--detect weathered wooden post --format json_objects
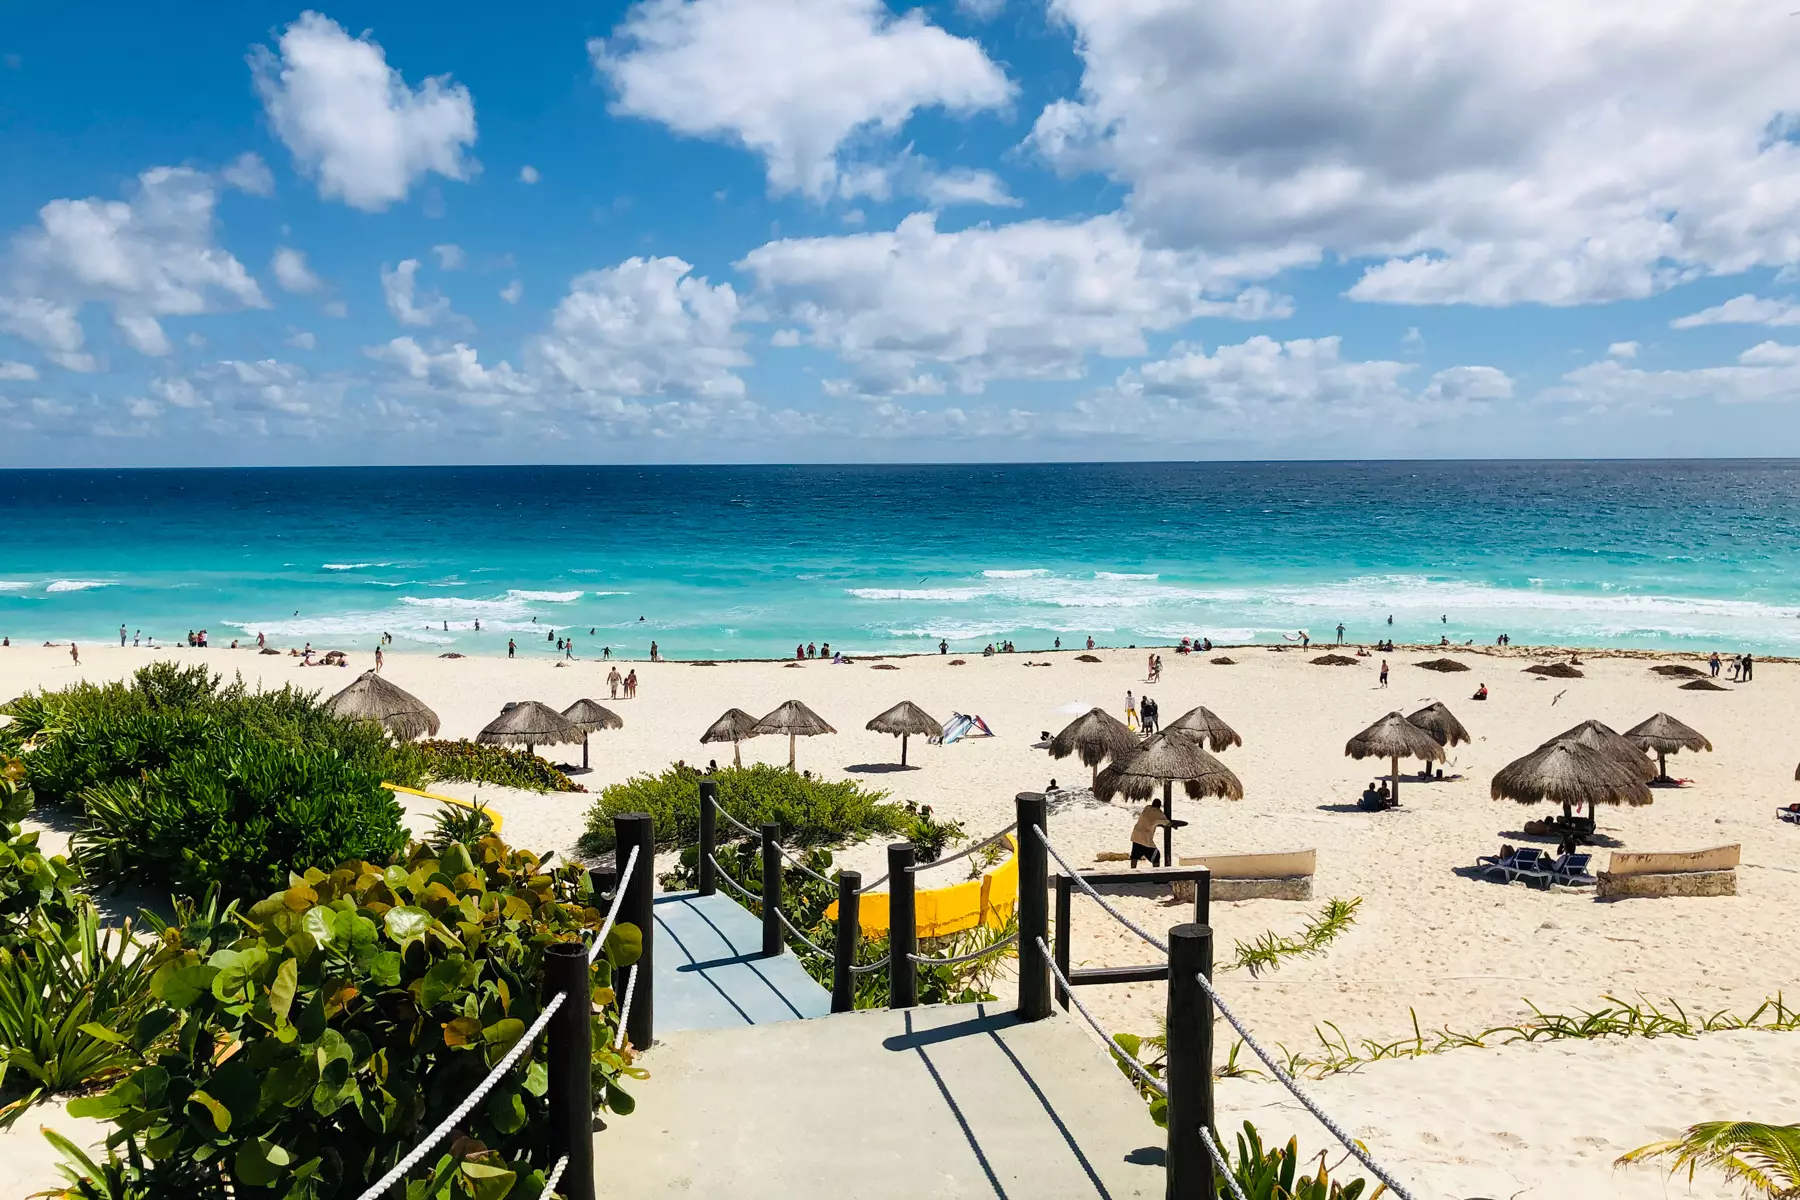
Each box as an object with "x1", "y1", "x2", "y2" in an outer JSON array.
[
  {"x1": 1016, "y1": 791, "x2": 1051, "y2": 1022},
  {"x1": 1053, "y1": 872, "x2": 1072, "y2": 1011},
  {"x1": 887, "y1": 842, "x2": 917, "y2": 1009},
  {"x1": 697, "y1": 778, "x2": 718, "y2": 897},
  {"x1": 613, "y1": 812, "x2": 655, "y2": 1050},
  {"x1": 832, "y1": 870, "x2": 861, "y2": 1013},
  {"x1": 761, "y1": 822, "x2": 782, "y2": 958},
  {"x1": 543, "y1": 941, "x2": 595, "y2": 1200},
  {"x1": 1165, "y1": 923, "x2": 1215, "y2": 1200}
]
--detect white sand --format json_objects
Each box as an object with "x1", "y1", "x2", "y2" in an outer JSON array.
[{"x1": 7, "y1": 642, "x2": 1799, "y2": 1196}]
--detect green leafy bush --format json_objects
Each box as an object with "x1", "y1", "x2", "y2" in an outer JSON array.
[
  {"x1": 1214, "y1": 1122, "x2": 1378, "y2": 1199},
  {"x1": 427, "y1": 803, "x2": 496, "y2": 851},
  {"x1": 0, "y1": 760, "x2": 81, "y2": 945},
  {"x1": 61, "y1": 835, "x2": 642, "y2": 1199},
  {"x1": 580, "y1": 763, "x2": 907, "y2": 855},
  {"x1": 415, "y1": 741, "x2": 580, "y2": 794}
]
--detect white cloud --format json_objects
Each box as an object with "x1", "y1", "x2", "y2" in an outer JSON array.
[
  {"x1": 533, "y1": 256, "x2": 748, "y2": 398},
  {"x1": 271, "y1": 247, "x2": 321, "y2": 293},
  {"x1": 251, "y1": 11, "x2": 478, "y2": 212},
  {"x1": 366, "y1": 336, "x2": 532, "y2": 395},
  {"x1": 1079, "y1": 335, "x2": 1512, "y2": 437},
  {"x1": 956, "y1": 0, "x2": 1006, "y2": 18},
  {"x1": 221, "y1": 152, "x2": 275, "y2": 196},
  {"x1": 1607, "y1": 341, "x2": 1639, "y2": 359},
  {"x1": 381, "y1": 259, "x2": 456, "y2": 327},
  {"x1": 0, "y1": 360, "x2": 38, "y2": 381},
  {"x1": 432, "y1": 243, "x2": 465, "y2": 270},
  {"x1": 322, "y1": 299, "x2": 348, "y2": 318},
  {"x1": 500, "y1": 280, "x2": 522, "y2": 305},
  {"x1": 284, "y1": 329, "x2": 317, "y2": 350},
  {"x1": 1031, "y1": 0, "x2": 1800, "y2": 307},
  {"x1": 1, "y1": 166, "x2": 266, "y2": 365},
  {"x1": 1542, "y1": 342, "x2": 1800, "y2": 415},
  {"x1": 594, "y1": 0, "x2": 1013, "y2": 200},
  {"x1": 1400, "y1": 326, "x2": 1425, "y2": 355},
  {"x1": 519, "y1": 165, "x2": 540, "y2": 184},
  {"x1": 1670, "y1": 293, "x2": 1800, "y2": 329},
  {"x1": 738, "y1": 212, "x2": 1297, "y2": 397}
]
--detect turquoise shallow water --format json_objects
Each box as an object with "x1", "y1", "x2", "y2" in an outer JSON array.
[{"x1": 2, "y1": 461, "x2": 1799, "y2": 658}]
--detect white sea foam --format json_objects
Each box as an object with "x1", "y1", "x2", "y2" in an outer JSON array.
[
  {"x1": 400, "y1": 595, "x2": 531, "y2": 615},
  {"x1": 982, "y1": 569, "x2": 1049, "y2": 579},
  {"x1": 322, "y1": 562, "x2": 394, "y2": 571},
  {"x1": 847, "y1": 587, "x2": 987, "y2": 602},
  {"x1": 506, "y1": 589, "x2": 583, "y2": 603},
  {"x1": 46, "y1": 580, "x2": 113, "y2": 593},
  {"x1": 1095, "y1": 572, "x2": 1158, "y2": 581},
  {"x1": 0, "y1": 581, "x2": 32, "y2": 591},
  {"x1": 885, "y1": 624, "x2": 1011, "y2": 640}
]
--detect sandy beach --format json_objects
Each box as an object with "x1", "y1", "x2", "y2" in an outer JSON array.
[{"x1": 6, "y1": 640, "x2": 1798, "y2": 1197}]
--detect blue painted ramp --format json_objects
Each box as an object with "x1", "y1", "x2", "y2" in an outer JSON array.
[{"x1": 652, "y1": 890, "x2": 832, "y2": 1033}]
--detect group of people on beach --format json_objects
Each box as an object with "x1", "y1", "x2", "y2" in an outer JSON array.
[
  {"x1": 1124, "y1": 689, "x2": 1161, "y2": 733},
  {"x1": 607, "y1": 665, "x2": 639, "y2": 699},
  {"x1": 796, "y1": 641, "x2": 834, "y2": 660},
  {"x1": 1712, "y1": 651, "x2": 1754, "y2": 681}
]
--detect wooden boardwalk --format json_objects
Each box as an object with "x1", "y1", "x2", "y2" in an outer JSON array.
[{"x1": 650, "y1": 890, "x2": 832, "y2": 1032}]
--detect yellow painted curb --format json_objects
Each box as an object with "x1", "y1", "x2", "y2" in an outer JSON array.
[{"x1": 382, "y1": 782, "x2": 504, "y2": 833}]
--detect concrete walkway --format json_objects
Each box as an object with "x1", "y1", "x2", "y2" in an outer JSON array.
[
  {"x1": 651, "y1": 890, "x2": 832, "y2": 1032},
  {"x1": 606, "y1": 1003, "x2": 1163, "y2": 1198}
]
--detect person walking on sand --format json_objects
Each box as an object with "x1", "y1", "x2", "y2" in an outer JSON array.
[
  {"x1": 507, "y1": 638, "x2": 516, "y2": 659},
  {"x1": 119, "y1": 624, "x2": 126, "y2": 647},
  {"x1": 375, "y1": 645, "x2": 384, "y2": 672},
  {"x1": 70, "y1": 642, "x2": 80, "y2": 666},
  {"x1": 1124, "y1": 689, "x2": 1138, "y2": 731},
  {"x1": 608, "y1": 666, "x2": 621, "y2": 699},
  {"x1": 1709, "y1": 651, "x2": 1720, "y2": 678},
  {"x1": 649, "y1": 640, "x2": 659, "y2": 663},
  {"x1": 1744, "y1": 653, "x2": 1754, "y2": 682},
  {"x1": 1130, "y1": 799, "x2": 1172, "y2": 868},
  {"x1": 1336, "y1": 622, "x2": 1345, "y2": 644},
  {"x1": 565, "y1": 638, "x2": 575, "y2": 660},
  {"x1": 1379, "y1": 658, "x2": 1389, "y2": 688},
  {"x1": 625, "y1": 669, "x2": 638, "y2": 699}
]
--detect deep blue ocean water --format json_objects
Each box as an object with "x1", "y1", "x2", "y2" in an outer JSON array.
[{"x1": 2, "y1": 461, "x2": 1799, "y2": 657}]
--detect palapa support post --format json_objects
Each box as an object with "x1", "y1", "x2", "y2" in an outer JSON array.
[
  {"x1": 543, "y1": 942, "x2": 596, "y2": 1200},
  {"x1": 1053, "y1": 872, "x2": 1072, "y2": 1011},
  {"x1": 1162, "y1": 778, "x2": 1175, "y2": 868},
  {"x1": 1190, "y1": 865, "x2": 1211, "y2": 930},
  {"x1": 613, "y1": 812, "x2": 655, "y2": 1050},
  {"x1": 887, "y1": 842, "x2": 917, "y2": 1009},
  {"x1": 761, "y1": 823, "x2": 783, "y2": 958},
  {"x1": 1164, "y1": 923, "x2": 1214, "y2": 1200},
  {"x1": 832, "y1": 871, "x2": 861, "y2": 1013},
  {"x1": 1016, "y1": 791, "x2": 1051, "y2": 1022},
  {"x1": 697, "y1": 779, "x2": 718, "y2": 898}
]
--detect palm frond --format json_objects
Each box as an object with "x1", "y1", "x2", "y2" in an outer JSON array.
[{"x1": 1618, "y1": 1121, "x2": 1800, "y2": 1197}]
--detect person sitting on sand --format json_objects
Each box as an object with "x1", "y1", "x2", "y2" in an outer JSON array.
[
  {"x1": 1129, "y1": 800, "x2": 1172, "y2": 867},
  {"x1": 1473, "y1": 683, "x2": 1488, "y2": 700}
]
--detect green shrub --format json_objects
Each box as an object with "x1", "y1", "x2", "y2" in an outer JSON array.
[
  {"x1": 427, "y1": 803, "x2": 496, "y2": 851},
  {"x1": 61, "y1": 835, "x2": 643, "y2": 1200},
  {"x1": 1214, "y1": 1122, "x2": 1377, "y2": 1199},
  {"x1": 580, "y1": 763, "x2": 906, "y2": 855},
  {"x1": 0, "y1": 760, "x2": 81, "y2": 946},
  {"x1": 415, "y1": 741, "x2": 580, "y2": 794}
]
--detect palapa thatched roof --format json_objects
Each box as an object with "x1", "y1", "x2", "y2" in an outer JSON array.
[
  {"x1": 1407, "y1": 701, "x2": 1471, "y2": 747},
  {"x1": 1345, "y1": 712, "x2": 1447, "y2": 763},
  {"x1": 1048, "y1": 707, "x2": 1139, "y2": 769},
  {"x1": 1623, "y1": 712, "x2": 1712, "y2": 755},
  {"x1": 1164, "y1": 705, "x2": 1242, "y2": 753},
  {"x1": 1537, "y1": 719, "x2": 1654, "y2": 781},
  {"x1": 702, "y1": 708, "x2": 761, "y2": 745},
  {"x1": 476, "y1": 701, "x2": 583, "y2": 748},
  {"x1": 1492, "y1": 739, "x2": 1653, "y2": 807},
  {"x1": 562, "y1": 699, "x2": 624, "y2": 734},
  {"x1": 1311, "y1": 653, "x2": 1359, "y2": 666},
  {"x1": 1525, "y1": 662, "x2": 1584, "y2": 678},
  {"x1": 754, "y1": 700, "x2": 836, "y2": 737},
  {"x1": 325, "y1": 670, "x2": 440, "y2": 741},
  {"x1": 1093, "y1": 732, "x2": 1244, "y2": 803},
  {"x1": 1416, "y1": 657, "x2": 1471, "y2": 673},
  {"x1": 866, "y1": 701, "x2": 943, "y2": 738}
]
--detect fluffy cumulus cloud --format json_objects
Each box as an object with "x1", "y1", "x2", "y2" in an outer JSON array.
[
  {"x1": 271, "y1": 247, "x2": 321, "y2": 293},
  {"x1": 1031, "y1": 0, "x2": 1800, "y2": 306},
  {"x1": 1543, "y1": 342, "x2": 1800, "y2": 416},
  {"x1": 251, "y1": 11, "x2": 478, "y2": 212},
  {"x1": 594, "y1": 0, "x2": 1013, "y2": 200},
  {"x1": 1670, "y1": 293, "x2": 1800, "y2": 329},
  {"x1": 0, "y1": 360, "x2": 38, "y2": 381},
  {"x1": 0, "y1": 166, "x2": 266, "y2": 368},
  {"x1": 739, "y1": 212, "x2": 1296, "y2": 397},
  {"x1": 365, "y1": 336, "x2": 532, "y2": 403},
  {"x1": 380, "y1": 259, "x2": 457, "y2": 328},
  {"x1": 220, "y1": 152, "x2": 275, "y2": 196},
  {"x1": 1077, "y1": 336, "x2": 1512, "y2": 438},
  {"x1": 533, "y1": 256, "x2": 749, "y2": 399}
]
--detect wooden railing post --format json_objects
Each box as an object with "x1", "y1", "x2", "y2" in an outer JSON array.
[
  {"x1": 613, "y1": 812, "x2": 655, "y2": 1050},
  {"x1": 761, "y1": 823, "x2": 782, "y2": 957},
  {"x1": 832, "y1": 871, "x2": 860, "y2": 1013},
  {"x1": 1165, "y1": 923, "x2": 1215, "y2": 1200},
  {"x1": 543, "y1": 942, "x2": 595, "y2": 1200},
  {"x1": 1053, "y1": 872, "x2": 1072, "y2": 1011},
  {"x1": 1016, "y1": 791, "x2": 1051, "y2": 1022},
  {"x1": 697, "y1": 779, "x2": 718, "y2": 897},
  {"x1": 887, "y1": 842, "x2": 917, "y2": 1009}
]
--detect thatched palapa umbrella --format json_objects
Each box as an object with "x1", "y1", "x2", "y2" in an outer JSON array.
[
  {"x1": 1345, "y1": 712, "x2": 1447, "y2": 806},
  {"x1": 1623, "y1": 713, "x2": 1712, "y2": 783},
  {"x1": 1406, "y1": 701, "x2": 1471, "y2": 748},
  {"x1": 866, "y1": 701, "x2": 942, "y2": 767},
  {"x1": 477, "y1": 701, "x2": 583, "y2": 758},
  {"x1": 1164, "y1": 705, "x2": 1243, "y2": 753},
  {"x1": 1094, "y1": 732, "x2": 1243, "y2": 863},
  {"x1": 1538, "y1": 720, "x2": 1655, "y2": 786},
  {"x1": 326, "y1": 670, "x2": 439, "y2": 741},
  {"x1": 754, "y1": 700, "x2": 836, "y2": 769},
  {"x1": 562, "y1": 699, "x2": 623, "y2": 772},
  {"x1": 1049, "y1": 707, "x2": 1140, "y2": 790},
  {"x1": 1492, "y1": 738, "x2": 1652, "y2": 820},
  {"x1": 701, "y1": 707, "x2": 760, "y2": 767}
]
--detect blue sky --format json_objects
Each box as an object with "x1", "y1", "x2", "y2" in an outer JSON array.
[{"x1": 4, "y1": 0, "x2": 1800, "y2": 465}]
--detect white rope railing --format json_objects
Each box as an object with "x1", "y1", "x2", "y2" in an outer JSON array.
[
  {"x1": 711, "y1": 801, "x2": 757, "y2": 837},
  {"x1": 775, "y1": 907, "x2": 833, "y2": 958},
  {"x1": 612, "y1": 964, "x2": 639, "y2": 1050},
  {"x1": 906, "y1": 823, "x2": 1017, "y2": 874},
  {"x1": 848, "y1": 955, "x2": 890, "y2": 974},
  {"x1": 1201, "y1": 1128, "x2": 1250, "y2": 1200},
  {"x1": 588, "y1": 845, "x2": 641, "y2": 964},
  {"x1": 1032, "y1": 827, "x2": 1169, "y2": 954},
  {"x1": 536, "y1": 1154, "x2": 570, "y2": 1200},
  {"x1": 1194, "y1": 971, "x2": 1417, "y2": 1200},
  {"x1": 773, "y1": 842, "x2": 835, "y2": 886},
  {"x1": 857, "y1": 872, "x2": 890, "y2": 894},
  {"x1": 352, "y1": 992, "x2": 567, "y2": 1200},
  {"x1": 906, "y1": 931, "x2": 1018, "y2": 967},
  {"x1": 1036, "y1": 937, "x2": 1166, "y2": 1096}
]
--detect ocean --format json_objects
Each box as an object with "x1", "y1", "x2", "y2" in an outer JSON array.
[{"x1": 1, "y1": 461, "x2": 1798, "y2": 658}]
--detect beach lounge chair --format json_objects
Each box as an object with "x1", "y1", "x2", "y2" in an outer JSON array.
[
  {"x1": 1479, "y1": 848, "x2": 1551, "y2": 887},
  {"x1": 1779, "y1": 807, "x2": 1800, "y2": 825},
  {"x1": 1547, "y1": 852, "x2": 1596, "y2": 886}
]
